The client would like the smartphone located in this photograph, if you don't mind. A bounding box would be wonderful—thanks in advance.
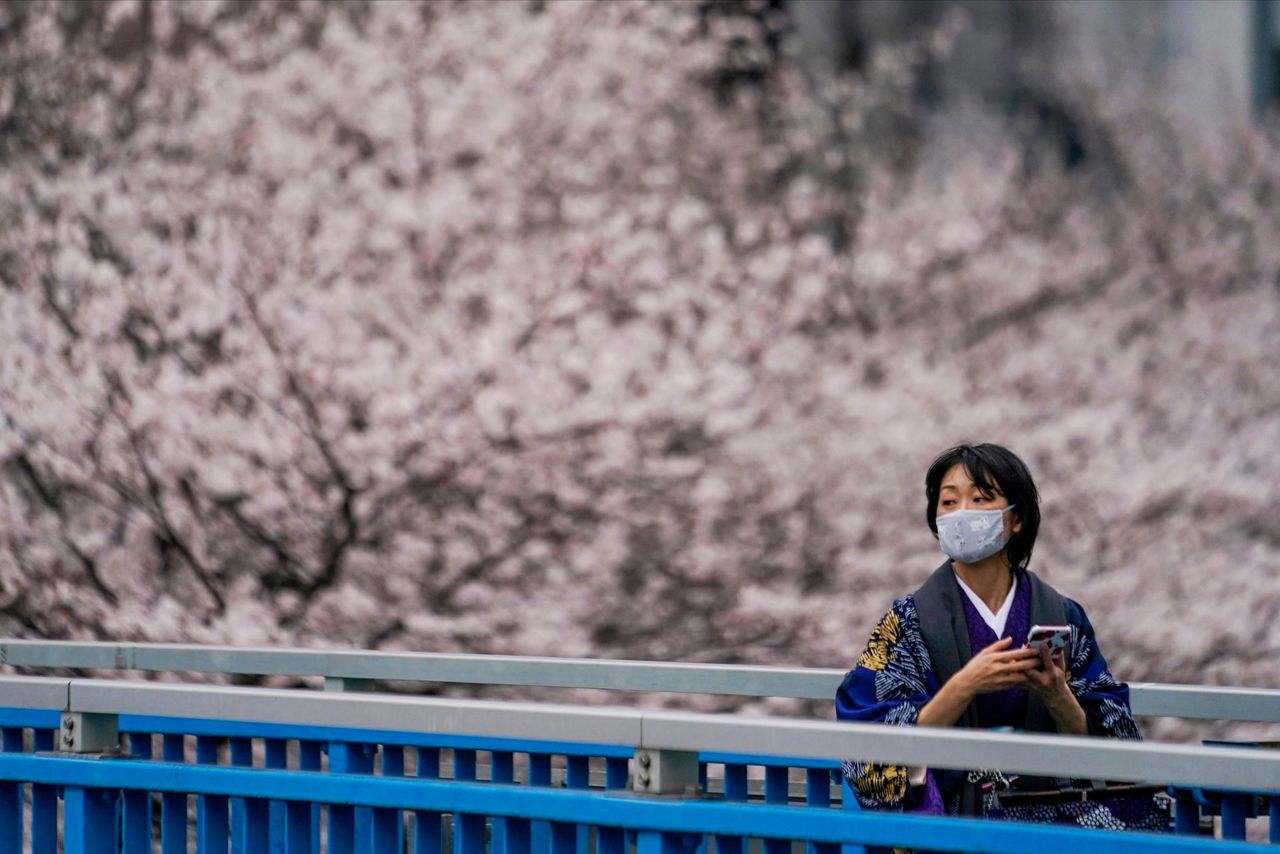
[1027,625,1071,659]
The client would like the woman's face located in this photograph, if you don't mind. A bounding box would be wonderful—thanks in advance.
[936,463,1022,539]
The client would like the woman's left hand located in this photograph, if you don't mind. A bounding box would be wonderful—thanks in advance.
[1020,645,1071,702]
[1019,645,1089,735]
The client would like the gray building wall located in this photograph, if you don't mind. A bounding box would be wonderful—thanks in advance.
[791,0,1278,124]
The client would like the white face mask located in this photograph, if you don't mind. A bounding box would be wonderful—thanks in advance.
[936,505,1016,564]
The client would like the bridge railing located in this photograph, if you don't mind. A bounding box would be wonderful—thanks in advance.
[0,667,1278,852]
[2,640,1279,722]
[0,645,1274,850]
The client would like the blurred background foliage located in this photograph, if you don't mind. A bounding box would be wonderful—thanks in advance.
[0,0,1277,742]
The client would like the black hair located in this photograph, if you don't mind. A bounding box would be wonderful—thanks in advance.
[924,443,1041,573]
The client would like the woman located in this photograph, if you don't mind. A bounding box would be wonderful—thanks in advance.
[836,443,1159,828]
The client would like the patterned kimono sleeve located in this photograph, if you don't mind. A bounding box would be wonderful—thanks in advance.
[1065,599,1141,740]
[836,596,936,809]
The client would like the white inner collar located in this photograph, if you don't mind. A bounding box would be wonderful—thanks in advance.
[953,571,1018,637]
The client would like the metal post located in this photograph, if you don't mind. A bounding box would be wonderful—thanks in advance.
[373,744,405,853]
[324,677,374,852]
[0,727,21,854]
[1269,795,1279,845]
[64,787,117,854]
[299,740,322,848]
[197,736,229,854]
[565,755,590,853]
[31,728,57,854]
[414,747,443,854]
[632,749,700,796]
[161,734,187,854]
[328,741,376,854]
[60,712,119,754]
[452,747,484,854]
[230,736,266,854]
[528,752,553,854]
[1220,793,1249,841]
[265,739,288,853]
[284,800,313,854]
[122,732,154,854]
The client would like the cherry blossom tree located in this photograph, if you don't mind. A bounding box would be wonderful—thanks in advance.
[1,0,1276,741]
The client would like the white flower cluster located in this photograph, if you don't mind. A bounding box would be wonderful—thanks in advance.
[0,2,1276,739]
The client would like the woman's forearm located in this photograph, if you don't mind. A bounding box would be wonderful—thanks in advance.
[917,676,973,728]
[1044,688,1089,735]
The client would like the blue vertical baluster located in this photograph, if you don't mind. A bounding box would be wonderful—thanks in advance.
[1269,795,1279,844]
[806,767,832,808]
[529,753,553,854]
[452,748,485,854]
[491,751,519,854]
[550,820,576,854]
[329,741,376,854]
[1220,792,1249,841]
[564,755,591,854]
[763,765,791,840]
[284,799,314,854]
[492,750,515,783]
[762,766,791,854]
[713,763,747,854]
[502,778,532,854]
[229,737,248,852]
[690,759,711,854]
[161,735,188,854]
[31,728,57,854]
[1173,788,1200,835]
[604,757,629,791]
[636,830,682,854]
[265,738,288,854]
[806,767,837,854]
[299,740,322,852]
[231,737,268,853]
[415,746,443,854]
[284,739,316,854]
[0,728,23,854]
[197,735,229,854]
[64,786,117,854]
[373,744,405,853]
[122,732,154,854]
[596,757,629,854]
[839,779,869,854]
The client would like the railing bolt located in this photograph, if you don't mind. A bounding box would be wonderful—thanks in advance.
[631,749,698,795]
[59,712,119,753]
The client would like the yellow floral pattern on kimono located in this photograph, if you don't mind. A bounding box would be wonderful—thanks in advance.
[856,758,909,804]
[857,610,900,672]
[851,608,912,813]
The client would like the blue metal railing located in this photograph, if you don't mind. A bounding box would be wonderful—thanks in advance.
[1,747,1264,854]
[0,700,859,854]
[1,711,1276,852]
[0,643,1277,852]
[1,713,1271,854]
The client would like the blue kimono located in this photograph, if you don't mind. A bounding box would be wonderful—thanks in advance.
[836,562,1140,816]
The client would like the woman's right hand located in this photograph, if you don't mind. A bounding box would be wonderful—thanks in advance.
[918,636,1042,728]
[953,636,1040,698]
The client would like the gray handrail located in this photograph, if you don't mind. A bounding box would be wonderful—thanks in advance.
[1,640,1277,722]
[1,674,1277,794]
